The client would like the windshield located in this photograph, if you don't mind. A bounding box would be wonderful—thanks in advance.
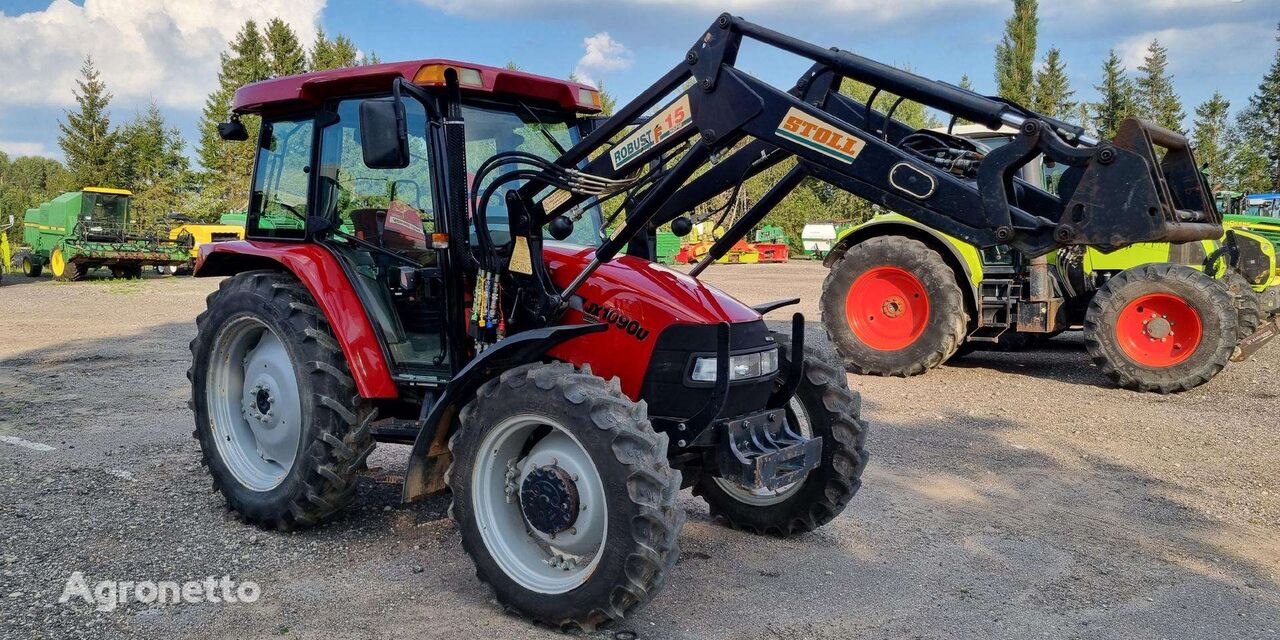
[81,193,128,223]
[463,101,602,247]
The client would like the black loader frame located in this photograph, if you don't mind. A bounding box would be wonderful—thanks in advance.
[491,14,1219,332]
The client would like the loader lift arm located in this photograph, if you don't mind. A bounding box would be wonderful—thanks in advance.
[477,13,1220,326]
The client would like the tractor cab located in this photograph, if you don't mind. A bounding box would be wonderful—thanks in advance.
[217,61,608,385]
[77,187,134,241]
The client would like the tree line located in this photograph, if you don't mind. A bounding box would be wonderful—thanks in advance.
[2,18,376,246]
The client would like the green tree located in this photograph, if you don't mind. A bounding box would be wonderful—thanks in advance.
[1191,92,1231,189]
[1092,49,1137,139]
[1032,47,1075,118]
[119,102,189,228]
[263,18,306,78]
[1136,39,1185,132]
[959,73,973,91]
[1235,23,1280,190]
[994,0,1038,107]
[194,20,270,220]
[310,30,359,71]
[57,56,122,188]
[0,154,74,246]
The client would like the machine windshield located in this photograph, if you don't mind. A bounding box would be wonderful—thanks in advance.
[81,193,128,224]
[463,100,603,247]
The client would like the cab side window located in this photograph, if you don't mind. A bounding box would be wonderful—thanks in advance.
[248,117,314,240]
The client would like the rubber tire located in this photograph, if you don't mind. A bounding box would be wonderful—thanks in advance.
[111,264,143,280]
[821,236,967,376]
[1084,264,1237,393]
[447,362,683,632]
[1218,270,1262,340]
[15,251,39,277]
[189,270,376,530]
[53,260,87,282]
[693,333,869,536]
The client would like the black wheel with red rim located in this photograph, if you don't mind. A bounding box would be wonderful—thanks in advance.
[821,236,967,376]
[1084,263,1237,393]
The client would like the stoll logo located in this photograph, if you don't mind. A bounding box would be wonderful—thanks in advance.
[775,107,866,164]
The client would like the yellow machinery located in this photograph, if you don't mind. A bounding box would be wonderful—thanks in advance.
[162,221,245,274]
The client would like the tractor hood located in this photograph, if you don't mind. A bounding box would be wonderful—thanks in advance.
[542,243,762,399]
[543,243,759,325]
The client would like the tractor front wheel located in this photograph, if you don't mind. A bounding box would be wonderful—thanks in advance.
[447,362,683,631]
[190,270,376,530]
[694,333,869,536]
[17,251,41,277]
[821,236,967,376]
[49,248,86,281]
[1084,264,1237,393]
[1218,270,1261,340]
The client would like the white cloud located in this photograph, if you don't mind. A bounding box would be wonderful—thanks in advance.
[573,32,633,88]
[0,140,57,158]
[0,0,325,110]
[1116,21,1273,74]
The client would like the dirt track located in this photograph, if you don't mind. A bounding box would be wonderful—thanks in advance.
[1,264,1278,639]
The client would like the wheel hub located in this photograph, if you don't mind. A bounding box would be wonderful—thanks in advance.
[1144,315,1172,340]
[881,296,906,318]
[519,465,580,535]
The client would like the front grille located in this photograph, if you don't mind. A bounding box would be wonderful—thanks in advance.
[639,320,776,420]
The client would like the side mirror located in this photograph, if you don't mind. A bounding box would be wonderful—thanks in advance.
[360,98,409,169]
[217,119,249,141]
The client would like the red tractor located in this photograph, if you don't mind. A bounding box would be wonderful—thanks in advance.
[190,14,1219,630]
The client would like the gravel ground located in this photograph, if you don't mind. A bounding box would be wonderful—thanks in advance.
[1,263,1278,639]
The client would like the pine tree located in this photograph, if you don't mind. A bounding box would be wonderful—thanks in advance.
[194,20,270,219]
[57,56,122,188]
[119,102,189,228]
[1092,50,1137,139]
[994,0,1038,107]
[959,74,973,91]
[1235,23,1280,190]
[1136,39,1185,132]
[310,30,360,71]
[360,50,381,66]
[1032,47,1075,118]
[263,18,306,78]
[1191,92,1231,189]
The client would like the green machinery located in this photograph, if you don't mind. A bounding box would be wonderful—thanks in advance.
[819,127,1279,393]
[16,188,190,281]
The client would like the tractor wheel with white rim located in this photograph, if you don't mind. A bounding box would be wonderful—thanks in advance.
[189,270,376,530]
[693,332,869,536]
[447,362,683,631]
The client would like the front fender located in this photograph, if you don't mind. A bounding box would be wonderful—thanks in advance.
[196,240,398,399]
[402,323,608,502]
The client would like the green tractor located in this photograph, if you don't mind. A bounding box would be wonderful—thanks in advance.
[15,188,190,281]
[820,126,1279,393]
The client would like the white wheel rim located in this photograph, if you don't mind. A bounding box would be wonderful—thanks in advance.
[472,414,607,594]
[712,396,814,506]
[206,315,303,492]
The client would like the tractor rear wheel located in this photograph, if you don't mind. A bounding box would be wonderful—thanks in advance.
[1218,270,1261,340]
[694,333,868,536]
[49,248,86,281]
[447,362,682,631]
[17,251,41,277]
[190,270,375,530]
[821,236,967,376]
[1084,264,1237,393]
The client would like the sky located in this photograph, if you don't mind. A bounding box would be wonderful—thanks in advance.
[0,0,1275,163]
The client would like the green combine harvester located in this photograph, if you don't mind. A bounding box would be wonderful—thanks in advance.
[15,187,189,281]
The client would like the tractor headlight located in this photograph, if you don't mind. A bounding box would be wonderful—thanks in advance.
[690,348,780,383]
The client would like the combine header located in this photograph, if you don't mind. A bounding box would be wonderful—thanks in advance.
[188,14,1221,630]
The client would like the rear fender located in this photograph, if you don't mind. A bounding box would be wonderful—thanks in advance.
[826,215,982,325]
[402,323,608,502]
[196,240,399,399]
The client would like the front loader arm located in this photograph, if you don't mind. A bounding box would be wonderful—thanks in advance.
[493,13,1220,319]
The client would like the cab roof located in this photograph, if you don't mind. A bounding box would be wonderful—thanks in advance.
[232,59,602,115]
[83,187,132,196]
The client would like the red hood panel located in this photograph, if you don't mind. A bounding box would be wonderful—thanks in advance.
[543,244,761,399]
[543,244,759,324]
